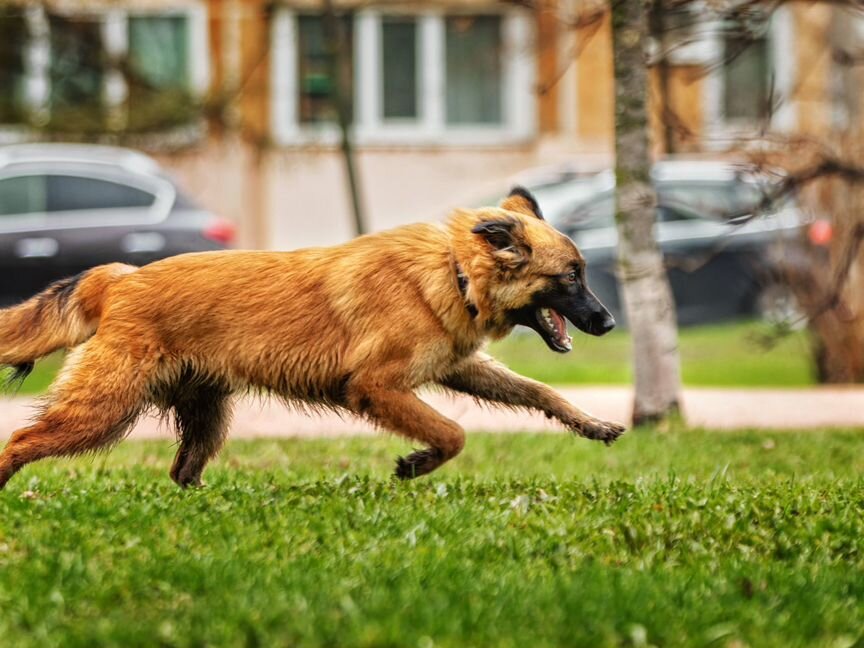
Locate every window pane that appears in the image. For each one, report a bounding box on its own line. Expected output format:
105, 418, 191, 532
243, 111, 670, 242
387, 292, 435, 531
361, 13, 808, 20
129, 16, 189, 90
382, 18, 417, 120
0, 9, 27, 123
298, 15, 353, 124
45, 176, 155, 212
446, 16, 502, 125
127, 15, 193, 130
723, 35, 769, 121
570, 195, 615, 230
0, 177, 47, 216
49, 14, 104, 128
660, 181, 762, 218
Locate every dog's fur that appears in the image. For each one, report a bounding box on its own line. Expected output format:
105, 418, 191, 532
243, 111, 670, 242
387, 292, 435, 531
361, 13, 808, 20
0, 188, 625, 489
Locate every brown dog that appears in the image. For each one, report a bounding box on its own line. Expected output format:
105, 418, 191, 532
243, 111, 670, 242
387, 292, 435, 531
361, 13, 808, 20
0, 188, 625, 489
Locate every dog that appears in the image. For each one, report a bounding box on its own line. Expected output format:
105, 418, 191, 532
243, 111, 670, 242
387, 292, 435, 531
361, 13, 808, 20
0, 187, 625, 489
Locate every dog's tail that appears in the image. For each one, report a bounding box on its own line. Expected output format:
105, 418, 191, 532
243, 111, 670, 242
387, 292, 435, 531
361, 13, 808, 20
0, 263, 137, 385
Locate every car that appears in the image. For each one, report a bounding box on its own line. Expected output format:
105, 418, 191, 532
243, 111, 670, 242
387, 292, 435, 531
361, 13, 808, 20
0, 143, 235, 306
507, 160, 816, 325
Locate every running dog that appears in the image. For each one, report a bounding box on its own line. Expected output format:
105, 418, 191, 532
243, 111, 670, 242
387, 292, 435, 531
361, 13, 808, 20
0, 187, 625, 489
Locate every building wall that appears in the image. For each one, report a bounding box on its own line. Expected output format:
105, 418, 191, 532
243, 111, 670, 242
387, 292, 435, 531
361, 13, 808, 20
148, 0, 858, 250
7, 0, 852, 251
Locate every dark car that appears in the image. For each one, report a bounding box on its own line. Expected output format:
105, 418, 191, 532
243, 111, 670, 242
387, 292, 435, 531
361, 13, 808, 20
510, 160, 813, 325
0, 143, 235, 305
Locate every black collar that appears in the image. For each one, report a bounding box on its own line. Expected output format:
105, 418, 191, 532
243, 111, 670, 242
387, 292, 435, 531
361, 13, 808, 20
454, 261, 479, 319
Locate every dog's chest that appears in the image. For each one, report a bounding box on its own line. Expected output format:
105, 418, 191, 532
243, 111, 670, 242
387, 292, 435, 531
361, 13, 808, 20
412, 337, 482, 384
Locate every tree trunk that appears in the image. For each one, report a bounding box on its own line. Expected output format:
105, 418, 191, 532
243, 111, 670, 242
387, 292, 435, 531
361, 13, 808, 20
610, 0, 683, 426
322, 0, 366, 237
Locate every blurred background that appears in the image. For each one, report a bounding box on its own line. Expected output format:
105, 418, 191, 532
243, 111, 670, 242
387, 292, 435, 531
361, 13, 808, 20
1, 0, 863, 393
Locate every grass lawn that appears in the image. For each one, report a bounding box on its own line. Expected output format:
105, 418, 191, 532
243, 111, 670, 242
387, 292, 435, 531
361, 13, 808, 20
1, 429, 862, 647
489, 320, 815, 386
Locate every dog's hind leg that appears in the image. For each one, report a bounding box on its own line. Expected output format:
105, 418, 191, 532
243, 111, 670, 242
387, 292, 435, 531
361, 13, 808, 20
347, 386, 465, 480
168, 383, 233, 488
0, 340, 149, 490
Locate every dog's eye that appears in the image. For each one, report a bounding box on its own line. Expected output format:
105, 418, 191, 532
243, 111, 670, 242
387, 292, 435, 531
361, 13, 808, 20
567, 271, 579, 283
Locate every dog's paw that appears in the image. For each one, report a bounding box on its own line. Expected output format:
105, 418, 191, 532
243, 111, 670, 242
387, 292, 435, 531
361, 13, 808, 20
394, 448, 443, 480
573, 418, 627, 446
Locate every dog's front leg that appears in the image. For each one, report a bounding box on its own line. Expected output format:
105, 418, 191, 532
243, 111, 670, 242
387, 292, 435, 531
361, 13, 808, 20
347, 386, 466, 479
440, 354, 625, 445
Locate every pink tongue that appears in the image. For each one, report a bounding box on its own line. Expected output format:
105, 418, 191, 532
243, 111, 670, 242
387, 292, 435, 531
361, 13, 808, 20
549, 310, 567, 338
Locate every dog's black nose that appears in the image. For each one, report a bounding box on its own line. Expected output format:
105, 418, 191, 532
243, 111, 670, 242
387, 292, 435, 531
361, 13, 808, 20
595, 313, 616, 336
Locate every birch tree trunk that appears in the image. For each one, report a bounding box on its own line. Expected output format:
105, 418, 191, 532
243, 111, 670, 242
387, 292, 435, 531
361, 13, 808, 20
611, 0, 683, 425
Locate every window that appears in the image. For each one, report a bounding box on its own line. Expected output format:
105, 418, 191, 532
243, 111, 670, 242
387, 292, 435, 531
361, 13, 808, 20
0, 177, 45, 216
127, 15, 193, 129
49, 15, 105, 128
129, 16, 189, 90
298, 15, 353, 124
659, 181, 763, 218
722, 32, 770, 121
272, 8, 534, 145
0, 9, 27, 124
569, 195, 615, 231
47, 175, 155, 212
0, 175, 155, 217
446, 16, 502, 125
0, 6, 206, 133
381, 18, 418, 120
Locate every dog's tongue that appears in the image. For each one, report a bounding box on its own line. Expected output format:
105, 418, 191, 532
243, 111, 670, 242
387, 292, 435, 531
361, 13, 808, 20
549, 309, 567, 339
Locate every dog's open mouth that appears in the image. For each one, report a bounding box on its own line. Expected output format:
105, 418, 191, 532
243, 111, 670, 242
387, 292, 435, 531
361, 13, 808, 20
535, 307, 572, 353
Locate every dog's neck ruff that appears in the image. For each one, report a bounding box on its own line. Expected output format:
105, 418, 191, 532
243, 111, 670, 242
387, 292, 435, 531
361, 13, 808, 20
453, 261, 479, 319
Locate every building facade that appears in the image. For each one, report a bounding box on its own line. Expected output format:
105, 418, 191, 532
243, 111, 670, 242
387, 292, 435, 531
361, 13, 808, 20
0, 0, 860, 249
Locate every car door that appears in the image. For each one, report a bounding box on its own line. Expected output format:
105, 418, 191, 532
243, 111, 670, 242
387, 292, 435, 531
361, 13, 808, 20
655, 205, 762, 324
0, 174, 64, 304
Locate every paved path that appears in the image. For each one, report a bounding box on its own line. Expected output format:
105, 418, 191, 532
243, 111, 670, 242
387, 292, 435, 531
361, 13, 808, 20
1, 387, 861, 441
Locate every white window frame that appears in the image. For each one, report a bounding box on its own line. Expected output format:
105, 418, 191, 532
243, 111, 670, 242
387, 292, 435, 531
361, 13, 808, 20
1, 2, 209, 133
270, 6, 536, 148
700, 5, 796, 144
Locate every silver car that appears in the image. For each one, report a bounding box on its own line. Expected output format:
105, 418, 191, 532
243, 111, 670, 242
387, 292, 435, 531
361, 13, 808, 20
0, 143, 234, 305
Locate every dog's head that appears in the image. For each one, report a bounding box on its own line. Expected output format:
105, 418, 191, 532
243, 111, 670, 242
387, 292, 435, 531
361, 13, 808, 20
453, 187, 615, 353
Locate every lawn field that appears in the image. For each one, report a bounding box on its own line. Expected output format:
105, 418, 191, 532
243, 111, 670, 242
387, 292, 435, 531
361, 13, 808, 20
489, 321, 814, 386
1, 429, 862, 647
10, 321, 814, 395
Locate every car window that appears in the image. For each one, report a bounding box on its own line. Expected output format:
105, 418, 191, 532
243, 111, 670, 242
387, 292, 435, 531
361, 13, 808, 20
566, 194, 615, 230
657, 181, 762, 219
47, 175, 156, 212
0, 174, 156, 216
0, 176, 48, 215
657, 205, 705, 223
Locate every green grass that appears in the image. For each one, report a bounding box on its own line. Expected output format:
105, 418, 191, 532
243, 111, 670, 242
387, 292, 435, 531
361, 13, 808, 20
2, 430, 863, 647
490, 320, 815, 386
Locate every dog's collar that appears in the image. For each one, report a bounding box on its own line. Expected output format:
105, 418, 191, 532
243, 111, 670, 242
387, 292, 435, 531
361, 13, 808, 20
453, 261, 478, 319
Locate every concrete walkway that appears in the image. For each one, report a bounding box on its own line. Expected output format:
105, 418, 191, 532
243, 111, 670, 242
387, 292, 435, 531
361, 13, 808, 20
1, 386, 862, 441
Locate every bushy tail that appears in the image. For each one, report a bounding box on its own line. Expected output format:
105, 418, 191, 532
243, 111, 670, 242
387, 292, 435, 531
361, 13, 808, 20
0, 263, 137, 384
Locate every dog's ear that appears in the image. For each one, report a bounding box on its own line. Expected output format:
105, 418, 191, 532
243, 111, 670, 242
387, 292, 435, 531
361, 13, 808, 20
500, 186, 544, 220
471, 218, 531, 268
